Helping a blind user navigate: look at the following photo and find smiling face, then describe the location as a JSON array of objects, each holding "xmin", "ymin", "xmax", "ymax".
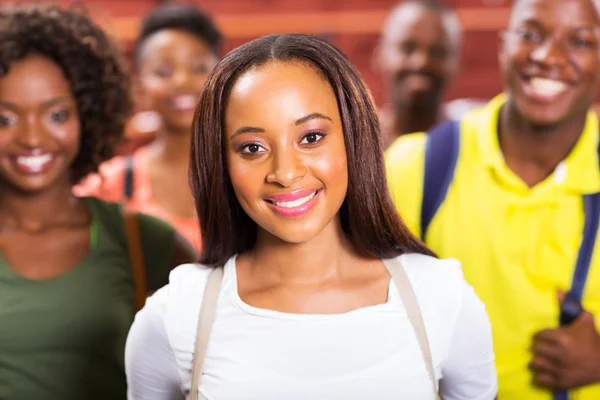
[
  {"xmin": 378, "ymin": 4, "xmax": 459, "ymax": 108},
  {"xmin": 137, "ymin": 29, "xmax": 218, "ymax": 134},
  {"xmin": 224, "ymin": 61, "xmax": 348, "ymax": 245},
  {"xmin": 500, "ymin": 0, "xmax": 600, "ymax": 126},
  {"xmin": 0, "ymin": 54, "xmax": 80, "ymax": 194}
]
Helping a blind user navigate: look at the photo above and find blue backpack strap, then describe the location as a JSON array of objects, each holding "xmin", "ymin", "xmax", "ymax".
[
  {"xmin": 123, "ymin": 155, "xmax": 134, "ymax": 201},
  {"xmin": 420, "ymin": 120, "xmax": 461, "ymax": 240},
  {"xmin": 554, "ymin": 139, "xmax": 600, "ymax": 400}
]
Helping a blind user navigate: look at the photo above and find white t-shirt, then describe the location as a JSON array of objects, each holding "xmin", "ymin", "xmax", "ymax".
[{"xmin": 125, "ymin": 253, "xmax": 497, "ymax": 400}]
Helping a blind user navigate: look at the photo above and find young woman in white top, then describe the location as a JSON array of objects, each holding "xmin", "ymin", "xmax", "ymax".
[{"xmin": 125, "ymin": 33, "xmax": 498, "ymax": 400}]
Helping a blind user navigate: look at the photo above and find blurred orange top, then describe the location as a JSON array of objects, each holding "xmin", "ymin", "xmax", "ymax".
[{"xmin": 74, "ymin": 146, "xmax": 201, "ymax": 251}]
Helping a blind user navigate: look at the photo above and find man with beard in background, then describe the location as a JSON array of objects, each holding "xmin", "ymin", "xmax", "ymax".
[{"xmin": 375, "ymin": 0, "xmax": 465, "ymax": 148}]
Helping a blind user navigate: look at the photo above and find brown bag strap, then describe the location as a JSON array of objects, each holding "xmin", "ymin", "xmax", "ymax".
[
  {"xmin": 382, "ymin": 257, "xmax": 438, "ymax": 395},
  {"xmin": 190, "ymin": 266, "xmax": 224, "ymax": 400},
  {"xmin": 123, "ymin": 211, "xmax": 147, "ymax": 311}
]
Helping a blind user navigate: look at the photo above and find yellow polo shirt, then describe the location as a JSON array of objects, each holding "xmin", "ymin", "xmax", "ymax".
[{"xmin": 386, "ymin": 94, "xmax": 600, "ymax": 400}]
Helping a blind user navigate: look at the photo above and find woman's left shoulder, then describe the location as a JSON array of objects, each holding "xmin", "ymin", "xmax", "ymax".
[
  {"xmin": 399, "ymin": 253, "xmax": 464, "ymax": 289},
  {"xmin": 395, "ymin": 253, "xmax": 472, "ymax": 315}
]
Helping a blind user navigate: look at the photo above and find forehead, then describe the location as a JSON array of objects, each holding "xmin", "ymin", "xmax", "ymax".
[
  {"xmin": 225, "ymin": 61, "xmax": 339, "ymax": 127},
  {"xmin": 382, "ymin": 5, "xmax": 452, "ymax": 44},
  {"xmin": 0, "ymin": 54, "xmax": 72, "ymax": 102},
  {"xmin": 510, "ymin": 0, "xmax": 600, "ymax": 27},
  {"xmin": 138, "ymin": 29, "xmax": 213, "ymax": 62}
]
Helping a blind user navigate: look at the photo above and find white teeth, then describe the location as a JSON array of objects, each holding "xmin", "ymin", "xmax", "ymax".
[
  {"xmin": 529, "ymin": 77, "xmax": 567, "ymax": 97},
  {"xmin": 16, "ymin": 154, "xmax": 53, "ymax": 168},
  {"xmin": 272, "ymin": 191, "xmax": 317, "ymax": 208},
  {"xmin": 172, "ymin": 95, "xmax": 197, "ymax": 110}
]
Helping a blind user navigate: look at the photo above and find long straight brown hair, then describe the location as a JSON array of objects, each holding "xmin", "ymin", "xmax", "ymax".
[{"xmin": 190, "ymin": 33, "xmax": 434, "ymax": 266}]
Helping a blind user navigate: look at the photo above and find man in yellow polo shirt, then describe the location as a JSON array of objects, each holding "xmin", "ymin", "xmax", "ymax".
[{"xmin": 386, "ymin": 0, "xmax": 600, "ymax": 399}]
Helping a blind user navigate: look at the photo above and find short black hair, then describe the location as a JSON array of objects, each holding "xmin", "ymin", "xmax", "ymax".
[
  {"xmin": 0, "ymin": 4, "xmax": 132, "ymax": 184},
  {"xmin": 134, "ymin": 2, "xmax": 222, "ymax": 64}
]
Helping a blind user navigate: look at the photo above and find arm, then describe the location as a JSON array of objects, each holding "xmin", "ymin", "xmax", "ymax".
[
  {"xmin": 439, "ymin": 281, "xmax": 498, "ymax": 400},
  {"xmin": 126, "ymin": 287, "xmax": 185, "ymax": 400}
]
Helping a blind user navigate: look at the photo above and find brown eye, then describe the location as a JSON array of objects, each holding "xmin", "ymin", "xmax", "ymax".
[
  {"xmin": 514, "ymin": 27, "xmax": 543, "ymax": 44},
  {"xmin": 192, "ymin": 64, "xmax": 210, "ymax": 74},
  {"xmin": 50, "ymin": 109, "xmax": 70, "ymax": 123},
  {"xmin": 0, "ymin": 114, "xmax": 15, "ymax": 127},
  {"xmin": 240, "ymin": 143, "xmax": 266, "ymax": 155},
  {"xmin": 154, "ymin": 68, "xmax": 173, "ymax": 78},
  {"xmin": 300, "ymin": 131, "xmax": 325, "ymax": 145},
  {"xmin": 570, "ymin": 37, "xmax": 595, "ymax": 49}
]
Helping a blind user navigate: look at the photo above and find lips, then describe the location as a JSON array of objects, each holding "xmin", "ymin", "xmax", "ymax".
[
  {"xmin": 169, "ymin": 94, "xmax": 198, "ymax": 112},
  {"xmin": 264, "ymin": 188, "xmax": 322, "ymax": 218},
  {"xmin": 403, "ymin": 74, "xmax": 434, "ymax": 92}
]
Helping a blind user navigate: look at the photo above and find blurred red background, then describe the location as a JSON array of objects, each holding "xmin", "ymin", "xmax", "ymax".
[{"xmin": 48, "ymin": 0, "xmax": 512, "ymax": 107}]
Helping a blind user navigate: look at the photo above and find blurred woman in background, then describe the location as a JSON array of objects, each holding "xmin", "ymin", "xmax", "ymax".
[
  {"xmin": 0, "ymin": 5, "xmax": 195, "ymax": 399},
  {"xmin": 75, "ymin": 3, "xmax": 222, "ymax": 251}
]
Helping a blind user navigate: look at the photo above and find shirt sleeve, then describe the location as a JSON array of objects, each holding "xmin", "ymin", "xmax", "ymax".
[
  {"xmin": 137, "ymin": 212, "xmax": 177, "ymax": 291},
  {"xmin": 384, "ymin": 133, "xmax": 427, "ymax": 239},
  {"xmin": 126, "ymin": 286, "xmax": 185, "ymax": 400},
  {"xmin": 438, "ymin": 281, "xmax": 498, "ymax": 400}
]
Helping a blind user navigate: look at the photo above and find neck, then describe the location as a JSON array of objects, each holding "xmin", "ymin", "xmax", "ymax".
[
  {"xmin": 0, "ymin": 179, "xmax": 85, "ymax": 231},
  {"xmin": 148, "ymin": 127, "xmax": 192, "ymax": 166},
  {"xmin": 499, "ymin": 102, "xmax": 588, "ymax": 183},
  {"xmin": 389, "ymin": 102, "xmax": 445, "ymax": 140},
  {"xmin": 248, "ymin": 218, "xmax": 357, "ymax": 285}
]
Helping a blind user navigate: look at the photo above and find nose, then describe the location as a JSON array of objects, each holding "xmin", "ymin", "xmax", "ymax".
[
  {"xmin": 17, "ymin": 116, "xmax": 44, "ymax": 148},
  {"xmin": 266, "ymin": 146, "xmax": 306, "ymax": 187},
  {"xmin": 408, "ymin": 49, "xmax": 430, "ymax": 71},
  {"xmin": 173, "ymin": 69, "xmax": 193, "ymax": 89},
  {"xmin": 530, "ymin": 37, "xmax": 567, "ymax": 67}
]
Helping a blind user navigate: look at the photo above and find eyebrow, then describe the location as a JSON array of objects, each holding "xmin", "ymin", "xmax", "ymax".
[
  {"xmin": 294, "ymin": 112, "xmax": 332, "ymax": 126},
  {"xmin": 230, "ymin": 113, "xmax": 333, "ymax": 139},
  {"xmin": 0, "ymin": 96, "xmax": 73, "ymax": 111}
]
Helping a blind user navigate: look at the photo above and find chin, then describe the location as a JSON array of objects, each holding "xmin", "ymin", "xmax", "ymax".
[
  {"xmin": 0, "ymin": 171, "xmax": 66, "ymax": 196},
  {"xmin": 511, "ymin": 97, "xmax": 571, "ymax": 128},
  {"xmin": 259, "ymin": 217, "xmax": 336, "ymax": 246},
  {"xmin": 165, "ymin": 115, "xmax": 194, "ymax": 134}
]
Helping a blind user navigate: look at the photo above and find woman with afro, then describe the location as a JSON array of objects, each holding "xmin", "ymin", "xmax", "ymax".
[{"xmin": 0, "ymin": 5, "xmax": 196, "ymax": 399}]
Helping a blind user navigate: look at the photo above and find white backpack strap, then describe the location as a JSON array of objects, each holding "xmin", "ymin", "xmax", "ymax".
[
  {"xmin": 382, "ymin": 257, "xmax": 438, "ymax": 396},
  {"xmin": 189, "ymin": 266, "xmax": 224, "ymax": 400}
]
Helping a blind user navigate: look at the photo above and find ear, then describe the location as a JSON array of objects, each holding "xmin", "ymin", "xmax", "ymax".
[
  {"xmin": 498, "ymin": 30, "xmax": 508, "ymax": 68},
  {"xmin": 449, "ymin": 47, "xmax": 461, "ymax": 79},
  {"xmin": 131, "ymin": 76, "xmax": 148, "ymax": 112}
]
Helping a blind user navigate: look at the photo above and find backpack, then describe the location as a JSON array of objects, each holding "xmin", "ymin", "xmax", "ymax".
[{"xmin": 421, "ymin": 120, "xmax": 600, "ymax": 400}]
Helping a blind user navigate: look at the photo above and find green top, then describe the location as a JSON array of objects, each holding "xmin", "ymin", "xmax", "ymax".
[{"xmin": 0, "ymin": 197, "xmax": 176, "ymax": 400}]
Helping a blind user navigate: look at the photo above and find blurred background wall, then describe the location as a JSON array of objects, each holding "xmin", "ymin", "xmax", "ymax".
[{"xmin": 46, "ymin": 0, "xmax": 512, "ymax": 108}]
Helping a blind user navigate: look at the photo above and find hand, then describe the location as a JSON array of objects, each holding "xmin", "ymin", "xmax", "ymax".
[{"xmin": 529, "ymin": 291, "xmax": 600, "ymax": 390}]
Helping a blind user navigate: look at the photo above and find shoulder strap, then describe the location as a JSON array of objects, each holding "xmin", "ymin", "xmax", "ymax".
[
  {"xmin": 188, "ymin": 262, "xmax": 437, "ymax": 398},
  {"xmin": 382, "ymin": 257, "xmax": 438, "ymax": 396},
  {"xmin": 123, "ymin": 211, "xmax": 147, "ymax": 311},
  {"xmin": 190, "ymin": 266, "xmax": 224, "ymax": 400},
  {"xmin": 554, "ymin": 140, "xmax": 600, "ymax": 400},
  {"xmin": 560, "ymin": 140, "xmax": 600, "ymax": 326},
  {"xmin": 123, "ymin": 155, "xmax": 134, "ymax": 201},
  {"xmin": 421, "ymin": 120, "xmax": 461, "ymax": 240}
]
